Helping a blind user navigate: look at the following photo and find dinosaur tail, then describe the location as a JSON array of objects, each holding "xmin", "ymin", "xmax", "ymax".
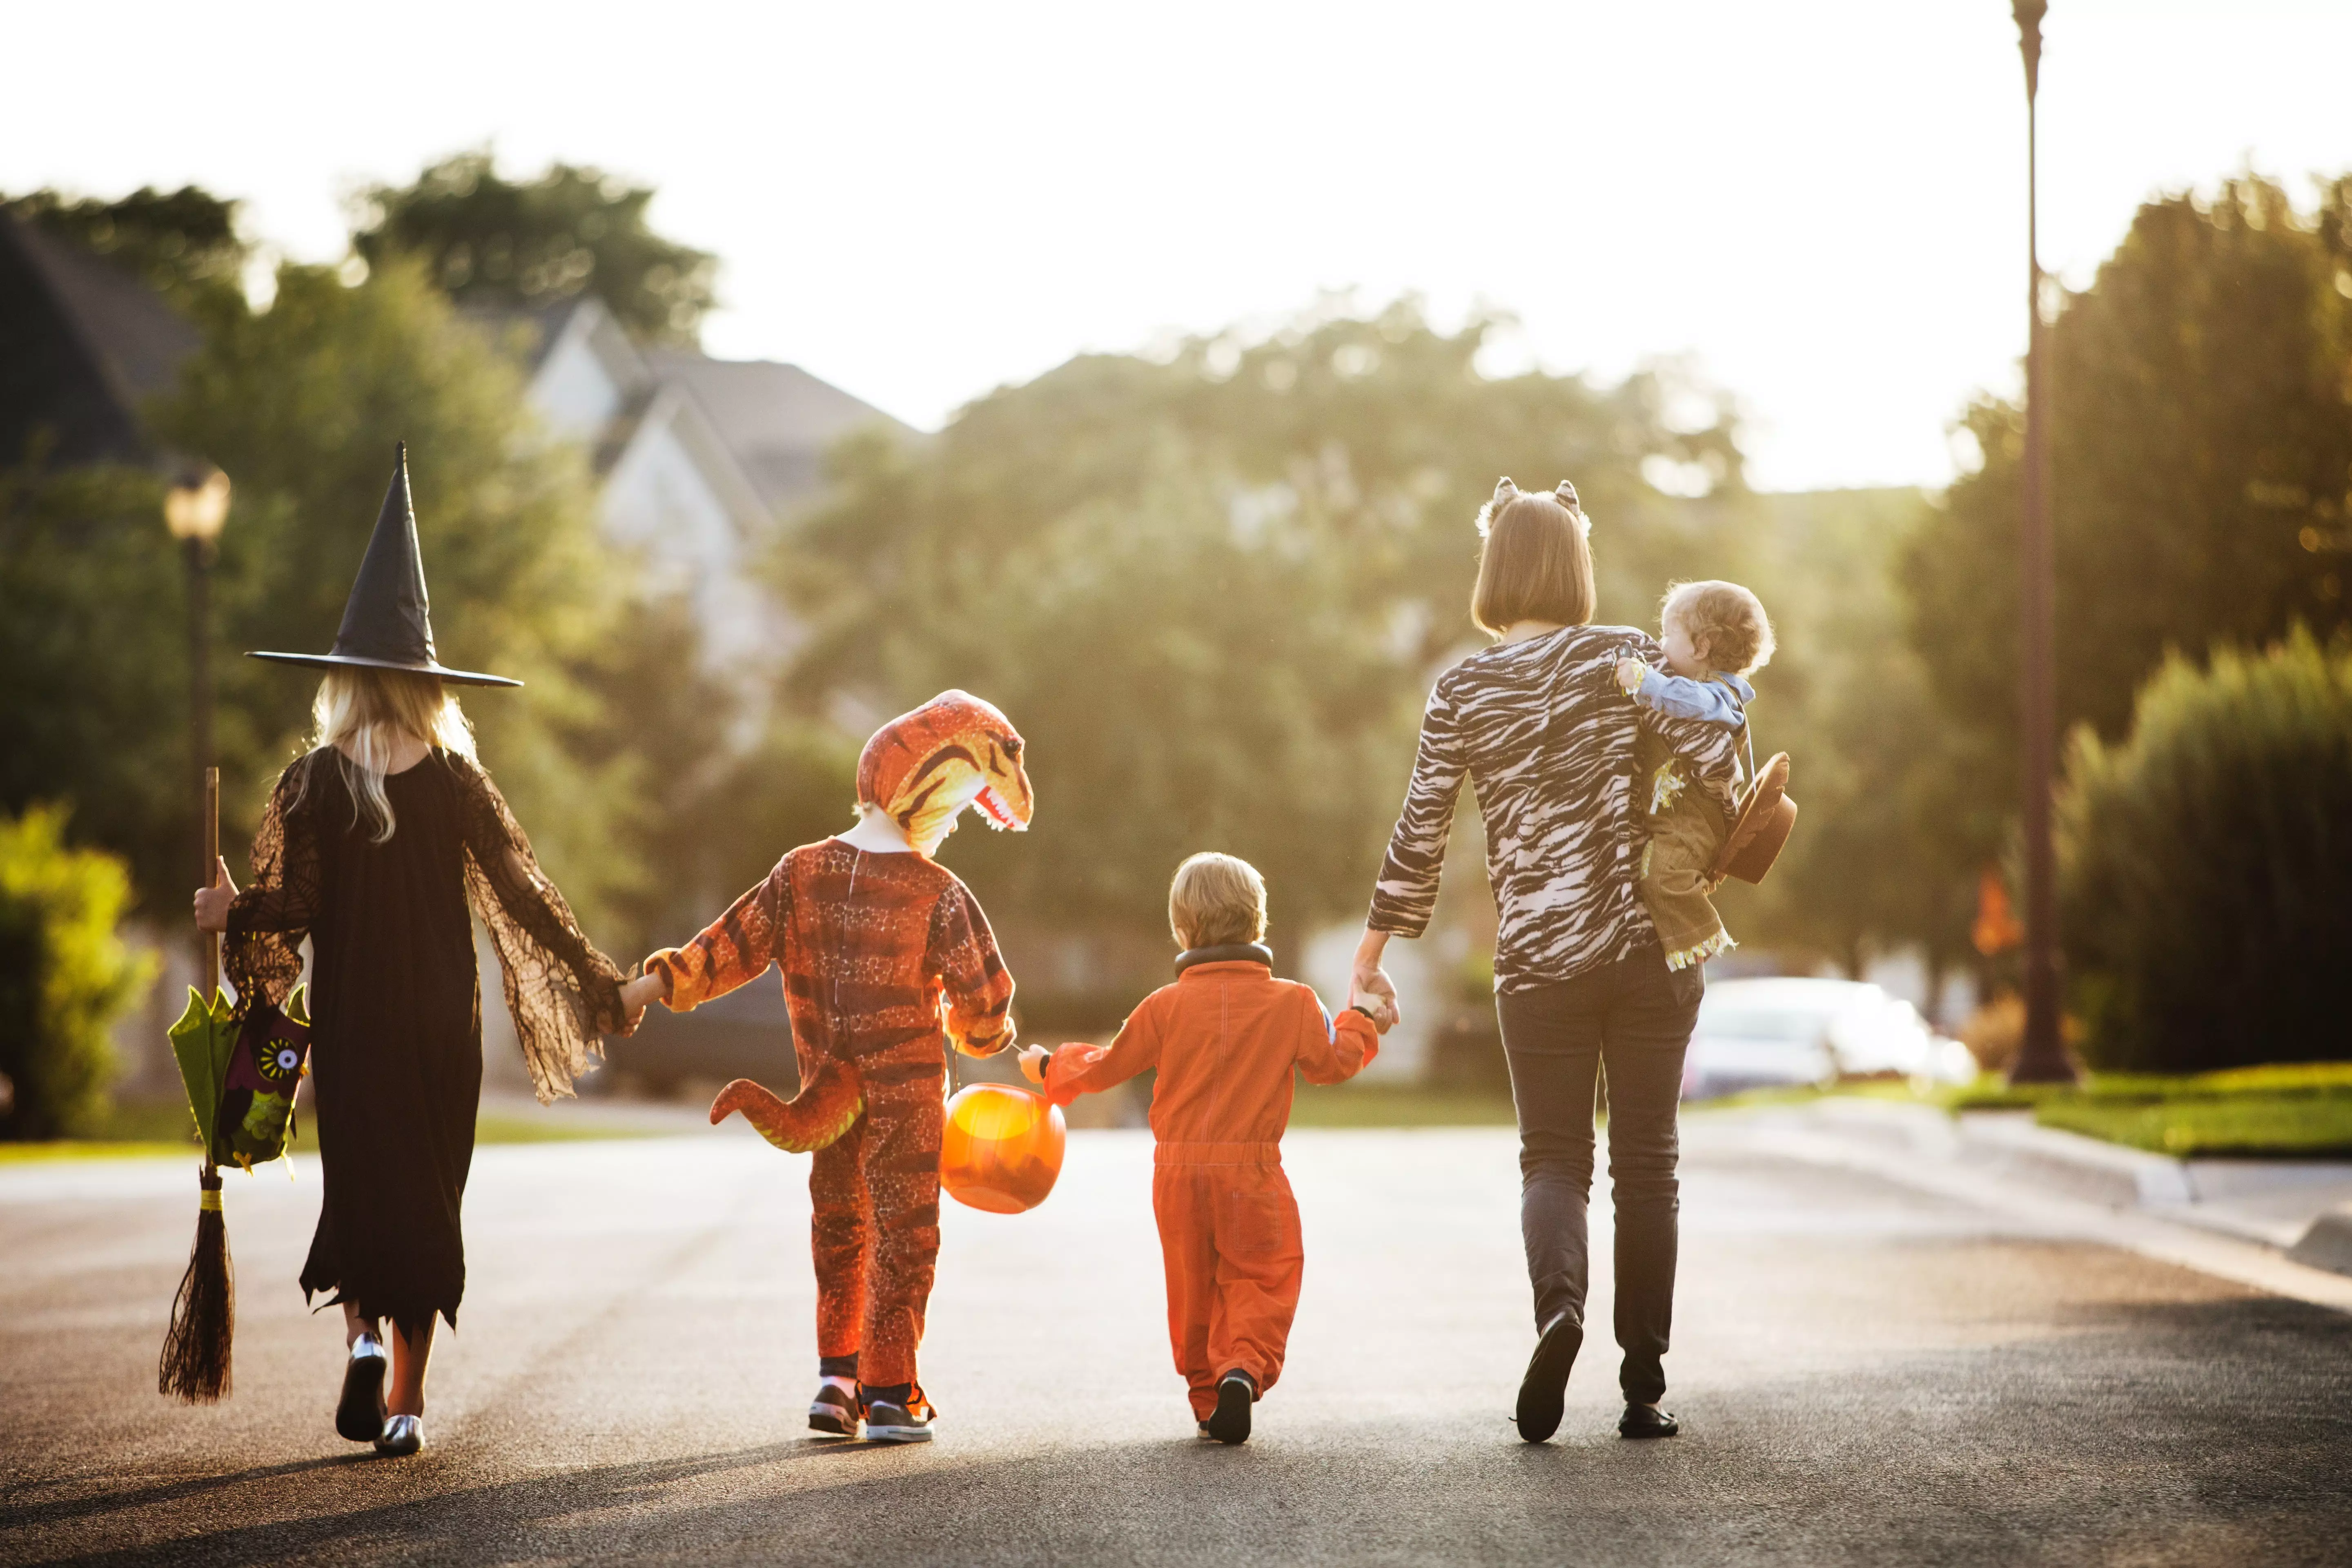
[{"xmin": 710, "ymin": 1063, "xmax": 864, "ymax": 1154}]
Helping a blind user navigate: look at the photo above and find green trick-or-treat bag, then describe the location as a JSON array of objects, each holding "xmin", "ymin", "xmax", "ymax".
[{"xmin": 216, "ymin": 989, "xmax": 311, "ymax": 1167}]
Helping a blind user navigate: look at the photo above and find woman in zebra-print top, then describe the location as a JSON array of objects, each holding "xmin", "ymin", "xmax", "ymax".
[{"xmin": 1349, "ymin": 477, "xmax": 1741, "ymax": 1446}]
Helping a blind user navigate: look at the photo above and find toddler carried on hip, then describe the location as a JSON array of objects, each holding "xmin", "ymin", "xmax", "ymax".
[{"xmin": 1613, "ymin": 579, "xmax": 1777, "ymax": 971}]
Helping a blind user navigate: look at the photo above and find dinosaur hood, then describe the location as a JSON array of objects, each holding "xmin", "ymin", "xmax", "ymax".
[{"xmin": 857, "ymin": 690, "xmax": 1033, "ymax": 854}]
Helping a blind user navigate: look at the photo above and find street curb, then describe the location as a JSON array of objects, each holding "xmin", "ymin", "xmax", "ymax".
[
  {"xmin": 2289, "ymin": 1207, "xmax": 2352, "ymax": 1275},
  {"xmin": 1720, "ymin": 1100, "xmax": 2352, "ymax": 1314}
]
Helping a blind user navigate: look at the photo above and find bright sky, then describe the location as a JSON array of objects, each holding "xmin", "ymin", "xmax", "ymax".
[{"xmin": 9, "ymin": 1, "xmax": 2348, "ymax": 491}]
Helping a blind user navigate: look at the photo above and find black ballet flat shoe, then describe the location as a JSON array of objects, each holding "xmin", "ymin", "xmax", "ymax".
[
  {"xmin": 1619, "ymin": 1403, "xmax": 1680, "ymax": 1439},
  {"xmin": 336, "ymin": 1334, "xmax": 389, "ymax": 1443},
  {"xmin": 1513, "ymin": 1313, "xmax": 1583, "ymax": 1443},
  {"xmin": 1206, "ymin": 1371, "xmax": 1254, "ymax": 1445}
]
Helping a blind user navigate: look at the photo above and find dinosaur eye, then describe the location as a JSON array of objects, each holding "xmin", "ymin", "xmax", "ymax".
[{"xmin": 1000, "ymin": 736, "xmax": 1022, "ymax": 760}]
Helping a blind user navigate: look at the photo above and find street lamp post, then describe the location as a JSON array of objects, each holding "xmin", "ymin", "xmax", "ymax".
[
  {"xmin": 2009, "ymin": 0, "xmax": 2074, "ymax": 1085},
  {"xmin": 164, "ymin": 466, "xmax": 231, "ymax": 992}
]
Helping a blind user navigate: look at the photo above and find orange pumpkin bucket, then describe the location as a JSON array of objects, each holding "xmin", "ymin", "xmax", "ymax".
[{"xmin": 940, "ymin": 1083, "xmax": 1066, "ymax": 1214}]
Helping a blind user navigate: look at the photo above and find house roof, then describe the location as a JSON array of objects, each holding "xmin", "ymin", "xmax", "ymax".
[
  {"xmin": 645, "ymin": 353, "xmax": 911, "ymax": 515},
  {"xmin": 0, "ymin": 211, "xmax": 200, "ymax": 468}
]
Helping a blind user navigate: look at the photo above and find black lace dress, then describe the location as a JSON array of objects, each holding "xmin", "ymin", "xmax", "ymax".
[{"xmin": 225, "ymin": 748, "xmax": 626, "ymax": 1334}]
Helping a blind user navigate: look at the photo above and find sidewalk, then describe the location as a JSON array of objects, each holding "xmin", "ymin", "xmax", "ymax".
[{"xmin": 1710, "ymin": 1096, "xmax": 2352, "ymax": 1312}]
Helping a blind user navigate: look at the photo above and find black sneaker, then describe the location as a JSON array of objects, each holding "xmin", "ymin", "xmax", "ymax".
[
  {"xmin": 1205, "ymin": 1371, "xmax": 1254, "ymax": 1445},
  {"xmin": 1513, "ymin": 1313, "xmax": 1583, "ymax": 1443},
  {"xmin": 336, "ymin": 1333, "xmax": 389, "ymax": 1443},
  {"xmin": 1619, "ymin": 1403, "xmax": 1680, "ymax": 1439},
  {"xmin": 863, "ymin": 1386, "xmax": 935, "ymax": 1444},
  {"xmin": 808, "ymin": 1379, "xmax": 860, "ymax": 1438}
]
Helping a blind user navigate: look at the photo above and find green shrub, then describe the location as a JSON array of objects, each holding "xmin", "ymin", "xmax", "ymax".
[
  {"xmin": 0, "ymin": 807, "xmax": 156, "ymax": 1138},
  {"xmin": 2058, "ymin": 632, "xmax": 2352, "ymax": 1071}
]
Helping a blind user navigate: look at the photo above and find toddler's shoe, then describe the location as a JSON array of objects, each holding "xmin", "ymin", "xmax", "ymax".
[
  {"xmin": 808, "ymin": 1376, "xmax": 861, "ymax": 1438},
  {"xmin": 1205, "ymin": 1370, "xmax": 1255, "ymax": 1445},
  {"xmin": 862, "ymin": 1386, "xmax": 935, "ymax": 1444}
]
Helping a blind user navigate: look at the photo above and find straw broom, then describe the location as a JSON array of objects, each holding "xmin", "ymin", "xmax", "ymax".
[{"xmin": 159, "ymin": 766, "xmax": 234, "ymax": 1403}]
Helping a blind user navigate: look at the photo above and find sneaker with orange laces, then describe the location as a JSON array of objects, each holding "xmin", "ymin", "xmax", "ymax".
[{"xmin": 861, "ymin": 1384, "xmax": 934, "ymax": 1443}]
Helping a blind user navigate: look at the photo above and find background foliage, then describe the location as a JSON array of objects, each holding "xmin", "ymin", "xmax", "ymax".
[
  {"xmin": 350, "ymin": 151, "xmax": 719, "ymax": 345},
  {"xmin": 0, "ymin": 808, "xmax": 155, "ymax": 1138},
  {"xmin": 2058, "ymin": 633, "xmax": 2352, "ymax": 1072},
  {"xmin": 9, "ymin": 155, "xmax": 2351, "ymax": 1089}
]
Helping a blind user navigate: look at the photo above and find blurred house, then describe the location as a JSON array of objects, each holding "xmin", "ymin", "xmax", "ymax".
[
  {"xmin": 0, "ymin": 209, "xmax": 198, "ymax": 469},
  {"xmin": 482, "ymin": 296, "xmax": 910, "ymax": 703}
]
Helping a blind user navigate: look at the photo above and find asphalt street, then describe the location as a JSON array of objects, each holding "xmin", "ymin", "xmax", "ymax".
[{"xmin": 3, "ymin": 1114, "xmax": 2348, "ymax": 1566}]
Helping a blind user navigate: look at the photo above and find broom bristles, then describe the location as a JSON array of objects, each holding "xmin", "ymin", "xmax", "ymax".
[{"xmin": 159, "ymin": 1169, "xmax": 234, "ymax": 1403}]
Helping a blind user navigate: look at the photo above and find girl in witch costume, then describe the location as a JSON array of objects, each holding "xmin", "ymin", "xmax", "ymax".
[{"xmin": 194, "ymin": 446, "xmax": 636, "ymax": 1458}]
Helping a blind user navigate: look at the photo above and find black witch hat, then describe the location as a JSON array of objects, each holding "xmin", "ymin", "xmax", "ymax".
[{"xmin": 247, "ymin": 443, "xmax": 521, "ymax": 688}]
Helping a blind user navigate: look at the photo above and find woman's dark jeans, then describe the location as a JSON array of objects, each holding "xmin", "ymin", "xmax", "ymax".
[{"xmin": 1497, "ymin": 943, "xmax": 1703, "ymax": 1405}]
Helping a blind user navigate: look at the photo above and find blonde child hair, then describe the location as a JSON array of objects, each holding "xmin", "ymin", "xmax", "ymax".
[
  {"xmin": 296, "ymin": 667, "xmax": 478, "ymax": 842},
  {"xmin": 1169, "ymin": 852, "xmax": 1268, "ymax": 950},
  {"xmin": 1662, "ymin": 580, "xmax": 1776, "ymax": 676}
]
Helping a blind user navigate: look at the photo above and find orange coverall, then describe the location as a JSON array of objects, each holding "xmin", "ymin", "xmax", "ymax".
[{"xmin": 1045, "ymin": 958, "xmax": 1379, "ymax": 1418}]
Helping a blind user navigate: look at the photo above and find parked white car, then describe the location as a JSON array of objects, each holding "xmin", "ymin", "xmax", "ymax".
[{"xmin": 1680, "ymin": 977, "xmax": 1976, "ymax": 1100}]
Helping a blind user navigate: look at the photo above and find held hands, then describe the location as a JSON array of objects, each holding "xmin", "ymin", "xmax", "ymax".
[
  {"xmin": 1615, "ymin": 658, "xmax": 1648, "ymax": 697},
  {"xmin": 192, "ymin": 857, "xmax": 238, "ymax": 933},
  {"xmin": 617, "ymin": 971, "xmax": 668, "ymax": 1035}
]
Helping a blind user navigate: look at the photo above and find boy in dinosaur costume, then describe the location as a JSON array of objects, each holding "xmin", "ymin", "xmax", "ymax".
[{"xmin": 621, "ymin": 690, "xmax": 1031, "ymax": 1443}]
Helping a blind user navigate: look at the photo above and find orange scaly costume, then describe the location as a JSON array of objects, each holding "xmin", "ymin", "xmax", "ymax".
[
  {"xmin": 1042, "ymin": 955, "xmax": 1379, "ymax": 1423},
  {"xmin": 644, "ymin": 692, "xmax": 1031, "ymax": 1394}
]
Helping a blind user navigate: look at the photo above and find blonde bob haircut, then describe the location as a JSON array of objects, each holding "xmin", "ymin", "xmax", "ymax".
[
  {"xmin": 1169, "ymin": 851, "xmax": 1268, "ymax": 951},
  {"xmin": 1470, "ymin": 477, "xmax": 1595, "ymax": 638},
  {"xmin": 294, "ymin": 666, "xmax": 477, "ymax": 842}
]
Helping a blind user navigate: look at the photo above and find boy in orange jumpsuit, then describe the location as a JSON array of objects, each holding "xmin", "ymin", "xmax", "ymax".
[{"xmin": 1021, "ymin": 852, "xmax": 1385, "ymax": 1443}]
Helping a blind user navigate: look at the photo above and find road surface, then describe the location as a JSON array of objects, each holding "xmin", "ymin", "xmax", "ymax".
[{"xmin": 3, "ymin": 1115, "xmax": 2347, "ymax": 1565}]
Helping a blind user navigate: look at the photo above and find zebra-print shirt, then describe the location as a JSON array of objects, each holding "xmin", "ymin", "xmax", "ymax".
[{"xmin": 1368, "ymin": 624, "xmax": 1744, "ymax": 993}]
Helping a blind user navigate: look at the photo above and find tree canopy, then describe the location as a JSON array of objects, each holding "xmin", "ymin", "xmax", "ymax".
[
  {"xmin": 1904, "ymin": 174, "xmax": 2352, "ymax": 847},
  {"xmin": 777, "ymin": 303, "xmax": 1754, "ymax": 997},
  {"xmin": 350, "ymin": 152, "xmax": 718, "ymax": 345},
  {"xmin": 4, "ymin": 185, "xmax": 249, "ymax": 310}
]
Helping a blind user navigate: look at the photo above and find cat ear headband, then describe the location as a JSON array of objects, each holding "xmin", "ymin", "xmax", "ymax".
[{"xmin": 1477, "ymin": 476, "xmax": 1590, "ymax": 538}]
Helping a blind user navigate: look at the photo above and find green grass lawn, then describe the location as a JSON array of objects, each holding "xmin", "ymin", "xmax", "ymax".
[
  {"xmin": 2033, "ymin": 1088, "xmax": 2352, "ymax": 1158},
  {"xmin": 1831, "ymin": 1062, "xmax": 2352, "ymax": 1160}
]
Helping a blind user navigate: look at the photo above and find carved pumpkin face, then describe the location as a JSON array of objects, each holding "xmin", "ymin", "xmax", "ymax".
[{"xmin": 856, "ymin": 690, "xmax": 1033, "ymax": 855}]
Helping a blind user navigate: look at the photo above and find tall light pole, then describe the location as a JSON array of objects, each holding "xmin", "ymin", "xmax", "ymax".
[
  {"xmin": 165, "ymin": 465, "xmax": 231, "ymax": 991},
  {"xmin": 2008, "ymin": 0, "xmax": 2074, "ymax": 1085}
]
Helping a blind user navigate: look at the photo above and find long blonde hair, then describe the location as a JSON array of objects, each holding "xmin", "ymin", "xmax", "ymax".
[{"xmin": 298, "ymin": 667, "xmax": 477, "ymax": 841}]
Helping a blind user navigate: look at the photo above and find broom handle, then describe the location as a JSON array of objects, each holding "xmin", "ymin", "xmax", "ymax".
[{"xmin": 202, "ymin": 767, "xmax": 220, "ymax": 1001}]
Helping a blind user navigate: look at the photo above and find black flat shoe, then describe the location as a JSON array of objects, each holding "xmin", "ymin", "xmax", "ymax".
[
  {"xmin": 1513, "ymin": 1314, "xmax": 1583, "ymax": 1443},
  {"xmin": 1619, "ymin": 1403, "xmax": 1680, "ymax": 1439},
  {"xmin": 1206, "ymin": 1371, "xmax": 1254, "ymax": 1445},
  {"xmin": 336, "ymin": 1334, "xmax": 388, "ymax": 1443}
]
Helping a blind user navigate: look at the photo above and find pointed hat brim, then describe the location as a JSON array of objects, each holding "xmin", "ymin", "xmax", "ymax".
[
  {"xmin": 243, "ymin": 442, "xmax": 523, "ymax": 690},
  {"xmin": 245, "ymin": 650, "xmax": 523, "ymax": 688}
]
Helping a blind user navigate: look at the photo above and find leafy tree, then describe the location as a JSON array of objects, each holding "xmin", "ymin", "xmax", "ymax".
[
  {"xmin": 0, "ymin": 806, "xmax": 155, "ymax": 1138},
  {"xmin": 4, "ymin": 185, "xmax": 250, "ymax": 310},
  {"xmin": 351, "ymin": 151, "xmax": 718, "ymax": 345},
  {"xmin": 1711, "ymin": 489, "xmax": 1989, "ymax": 987},
  {"xmin": 1904, "ymin": 174, "xmax": 2352, "ymax": 830},
  {"xmin": 0, "ymin": 461, "xmax": 193, "ymax": 902},
  {"xmin": 2, "ymin": 256, "xmax": 644, "ymax": 933},
  {"xmin": 2059, "ymin": 632, "xmax": 2352, "ymax": 1071},
  {"xmin": 780, "ymin": 303, "xmax": 1748, "ymax": 998}
]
